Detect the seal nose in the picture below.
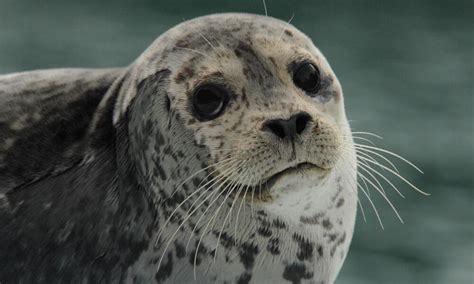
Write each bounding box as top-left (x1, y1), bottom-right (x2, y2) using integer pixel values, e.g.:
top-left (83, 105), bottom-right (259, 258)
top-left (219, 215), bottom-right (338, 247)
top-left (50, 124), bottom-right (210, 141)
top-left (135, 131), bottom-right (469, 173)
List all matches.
top-left (262, 112), bottom-right (311, 139)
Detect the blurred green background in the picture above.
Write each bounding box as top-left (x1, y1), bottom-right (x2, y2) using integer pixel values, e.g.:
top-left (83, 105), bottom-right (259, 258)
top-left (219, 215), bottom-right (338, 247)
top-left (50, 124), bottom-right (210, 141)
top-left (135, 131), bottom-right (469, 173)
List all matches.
top-left (0, 0), bottom-right (472, 283)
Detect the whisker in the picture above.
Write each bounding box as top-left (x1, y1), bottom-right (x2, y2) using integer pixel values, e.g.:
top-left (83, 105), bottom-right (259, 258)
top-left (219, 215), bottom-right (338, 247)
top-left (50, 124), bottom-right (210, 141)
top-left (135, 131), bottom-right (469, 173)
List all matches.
top-left (337, 147), bottom-right (373, 225)
top-left (156, 158), bottom-right (240, 249)
top-left (184, 162), bottom-right (247, 251)
top-left (355, 147), bottom-right (400, 174)
top-left (357, 161), bottom-right (386, 196)
top-left (334, 160), bottom-right (367, 222)
top-left (358, 173), bottom-right (404, 224)
top-left (167, 154), bottom-right (237, 199)
top-left (193, 170), bottom-right (245, 279)
top-left (358, 179), bottom-right (384, 229)
top-left (213, 168), bottom-right (252, 263)
top-left (351, 131), bottom-right (383, 139)
top-left (357, 157), bottom-right (405, 198)
top-left (358, 154), bottom-right (428, 195)
top-left (352, 136), bottom-right (376, 146)
top-left (276, 13), bottom-right (295, 45)
top-left (155, 160), bottom-right (244, 274)
top-left (197, 30), bottom-right (217, 51)
top-left (234, 176), bottom-right (255, 243)
top-left (356, 144), bottom-right (424, 174)
top-left (159, 156), bottom-right (238, 230)
top-left (175, 46), bottom-right (218, 63)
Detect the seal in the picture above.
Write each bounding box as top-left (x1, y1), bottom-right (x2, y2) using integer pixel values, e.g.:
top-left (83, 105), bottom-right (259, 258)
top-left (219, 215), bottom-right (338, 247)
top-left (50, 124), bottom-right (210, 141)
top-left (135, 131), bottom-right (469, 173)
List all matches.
top-left (0, 13), bottom-right (360, 283)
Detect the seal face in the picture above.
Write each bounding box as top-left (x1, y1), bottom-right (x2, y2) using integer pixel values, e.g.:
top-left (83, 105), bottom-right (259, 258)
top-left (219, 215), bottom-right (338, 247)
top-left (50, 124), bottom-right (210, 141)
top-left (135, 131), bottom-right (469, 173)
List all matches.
top-left (0, 13), bottom-right (358, 284)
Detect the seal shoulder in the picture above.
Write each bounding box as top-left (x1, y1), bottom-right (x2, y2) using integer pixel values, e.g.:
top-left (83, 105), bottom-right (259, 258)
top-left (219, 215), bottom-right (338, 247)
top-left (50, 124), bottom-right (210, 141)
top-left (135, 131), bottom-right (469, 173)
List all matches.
top-left (0, 68), bottom-right (123, 193)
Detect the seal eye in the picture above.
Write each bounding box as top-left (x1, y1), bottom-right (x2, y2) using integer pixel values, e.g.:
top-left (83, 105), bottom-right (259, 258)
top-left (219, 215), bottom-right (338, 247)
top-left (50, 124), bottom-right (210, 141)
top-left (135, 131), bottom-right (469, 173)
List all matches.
top-left (192, 84), bottom-right (228, 120)
top-left (293, 62), bottom-right (321, 94)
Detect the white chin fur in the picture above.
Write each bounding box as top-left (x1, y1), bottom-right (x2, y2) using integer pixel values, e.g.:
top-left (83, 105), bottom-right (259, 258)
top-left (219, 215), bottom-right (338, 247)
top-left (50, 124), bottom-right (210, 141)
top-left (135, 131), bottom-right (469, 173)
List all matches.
top-left (263, 170), bottom-right (334, 221)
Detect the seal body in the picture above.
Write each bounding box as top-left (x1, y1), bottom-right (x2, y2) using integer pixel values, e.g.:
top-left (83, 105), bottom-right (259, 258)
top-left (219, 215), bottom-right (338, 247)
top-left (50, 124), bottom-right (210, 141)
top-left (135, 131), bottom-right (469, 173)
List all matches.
top-left (0, 13), bottom-right (357, 283)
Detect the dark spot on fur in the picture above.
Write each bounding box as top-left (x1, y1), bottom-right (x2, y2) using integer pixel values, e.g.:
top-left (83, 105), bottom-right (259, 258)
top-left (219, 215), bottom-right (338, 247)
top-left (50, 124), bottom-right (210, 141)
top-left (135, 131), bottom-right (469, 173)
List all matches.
top-left (234, 41), bottom-right (274, 87)
top-left (272, 218), bottom-right (287, 229)
top-left (284, 29), bottom-right (293, 37)
top-left (165, 191), bottom-right (184, 209)
top-left (317, 245), bottom-right (323, 257)
top-left (336, 197), bottom-right (345, 207)
top-left (237, 272), bottom-right (252, 284)
top-left (192, 177), bottom-right (201, 187)
top-left (175, 241), bottom-right (186, 258)
top-left (293, 233), bottom-right (314, 261)
top-left (330, 232), bottom-right (346, 257)
top-left (266, 237), bottom-right (280, 255)
top-left (299, 212), bottom-right (324, 225)
top-left (234, 48), bottom-right (242, 57)
top-left (283, 262), bottom-right (314, 284)
top-left (155, 252), bottom-right (173, 282)
top-left (322, 218), bottom-right (333, 230)
top-left (328, 233), bottom-right (337, 242)
top-left (174, 66), bottom-right (195, 84)
top-left (257, 226), bottom-right (272, 237)
top-left (216, 231), bottom-right (235, 249)
top-left (189, 242), bottom-right (208, 266)
top-left (239, 242), bottom-right (259, 270)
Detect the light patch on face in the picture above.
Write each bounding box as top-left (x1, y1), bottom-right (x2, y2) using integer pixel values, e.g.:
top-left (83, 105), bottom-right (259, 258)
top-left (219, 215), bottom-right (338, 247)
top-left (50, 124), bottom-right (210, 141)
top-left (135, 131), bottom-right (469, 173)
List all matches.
top-left (156, 17), bottom-right (350, 209)
top-left (261, 169), bottom-right (333, 221)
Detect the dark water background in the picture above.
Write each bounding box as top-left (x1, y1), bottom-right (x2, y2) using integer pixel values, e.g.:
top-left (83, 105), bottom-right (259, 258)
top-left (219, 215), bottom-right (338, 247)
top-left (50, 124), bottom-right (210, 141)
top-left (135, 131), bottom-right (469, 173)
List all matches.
top-left (0, 0), bottom-right (472, 283)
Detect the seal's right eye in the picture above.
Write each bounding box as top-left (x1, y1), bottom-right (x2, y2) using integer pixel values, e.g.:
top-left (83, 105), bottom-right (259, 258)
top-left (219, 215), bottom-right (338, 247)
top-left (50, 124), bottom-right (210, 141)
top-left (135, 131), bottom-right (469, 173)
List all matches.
top-left (192, 84), bottom-right (229, 121)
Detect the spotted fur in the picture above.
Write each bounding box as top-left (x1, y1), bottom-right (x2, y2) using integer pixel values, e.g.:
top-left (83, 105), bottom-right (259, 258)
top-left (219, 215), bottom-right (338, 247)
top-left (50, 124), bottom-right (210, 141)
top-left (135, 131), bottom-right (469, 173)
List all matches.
top-left (0, 13), bottom-right (357, 283)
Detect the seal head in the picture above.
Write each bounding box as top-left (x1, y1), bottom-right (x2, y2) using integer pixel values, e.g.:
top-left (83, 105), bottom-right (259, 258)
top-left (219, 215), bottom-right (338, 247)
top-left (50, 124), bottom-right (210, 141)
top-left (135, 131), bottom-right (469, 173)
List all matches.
top-left (118, 13), bottom-right (357, 283)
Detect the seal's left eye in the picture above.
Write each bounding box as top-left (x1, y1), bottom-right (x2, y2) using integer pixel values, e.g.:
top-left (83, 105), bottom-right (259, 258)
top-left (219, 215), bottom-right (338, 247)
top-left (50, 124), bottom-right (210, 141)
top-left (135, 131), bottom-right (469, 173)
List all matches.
top-left (293, 62), bottom-right (321, 94)
top-left (192, 84), bottom-right (229, 121)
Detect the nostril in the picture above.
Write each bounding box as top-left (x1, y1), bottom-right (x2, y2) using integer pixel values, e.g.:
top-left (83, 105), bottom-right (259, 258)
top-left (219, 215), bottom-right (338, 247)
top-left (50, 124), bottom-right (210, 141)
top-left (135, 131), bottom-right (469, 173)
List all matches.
top-left (264, 122), bottom-right (286, 139)
top-left (295, 113), bottom-right (310, 135)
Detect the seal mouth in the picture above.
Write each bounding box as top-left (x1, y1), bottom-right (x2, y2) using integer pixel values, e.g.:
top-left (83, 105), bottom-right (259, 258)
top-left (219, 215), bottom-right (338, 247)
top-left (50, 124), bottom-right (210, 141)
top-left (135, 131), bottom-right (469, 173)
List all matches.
top-left (262, 162), bottom-right (328, 190)
top-left (232, 162), bottom-right (330, 202)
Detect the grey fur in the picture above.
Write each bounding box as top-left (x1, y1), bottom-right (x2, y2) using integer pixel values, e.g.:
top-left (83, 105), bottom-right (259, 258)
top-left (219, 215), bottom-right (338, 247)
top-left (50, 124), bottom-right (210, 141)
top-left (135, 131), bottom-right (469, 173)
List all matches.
top-left (0, 13), bottom-right (357, 283)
